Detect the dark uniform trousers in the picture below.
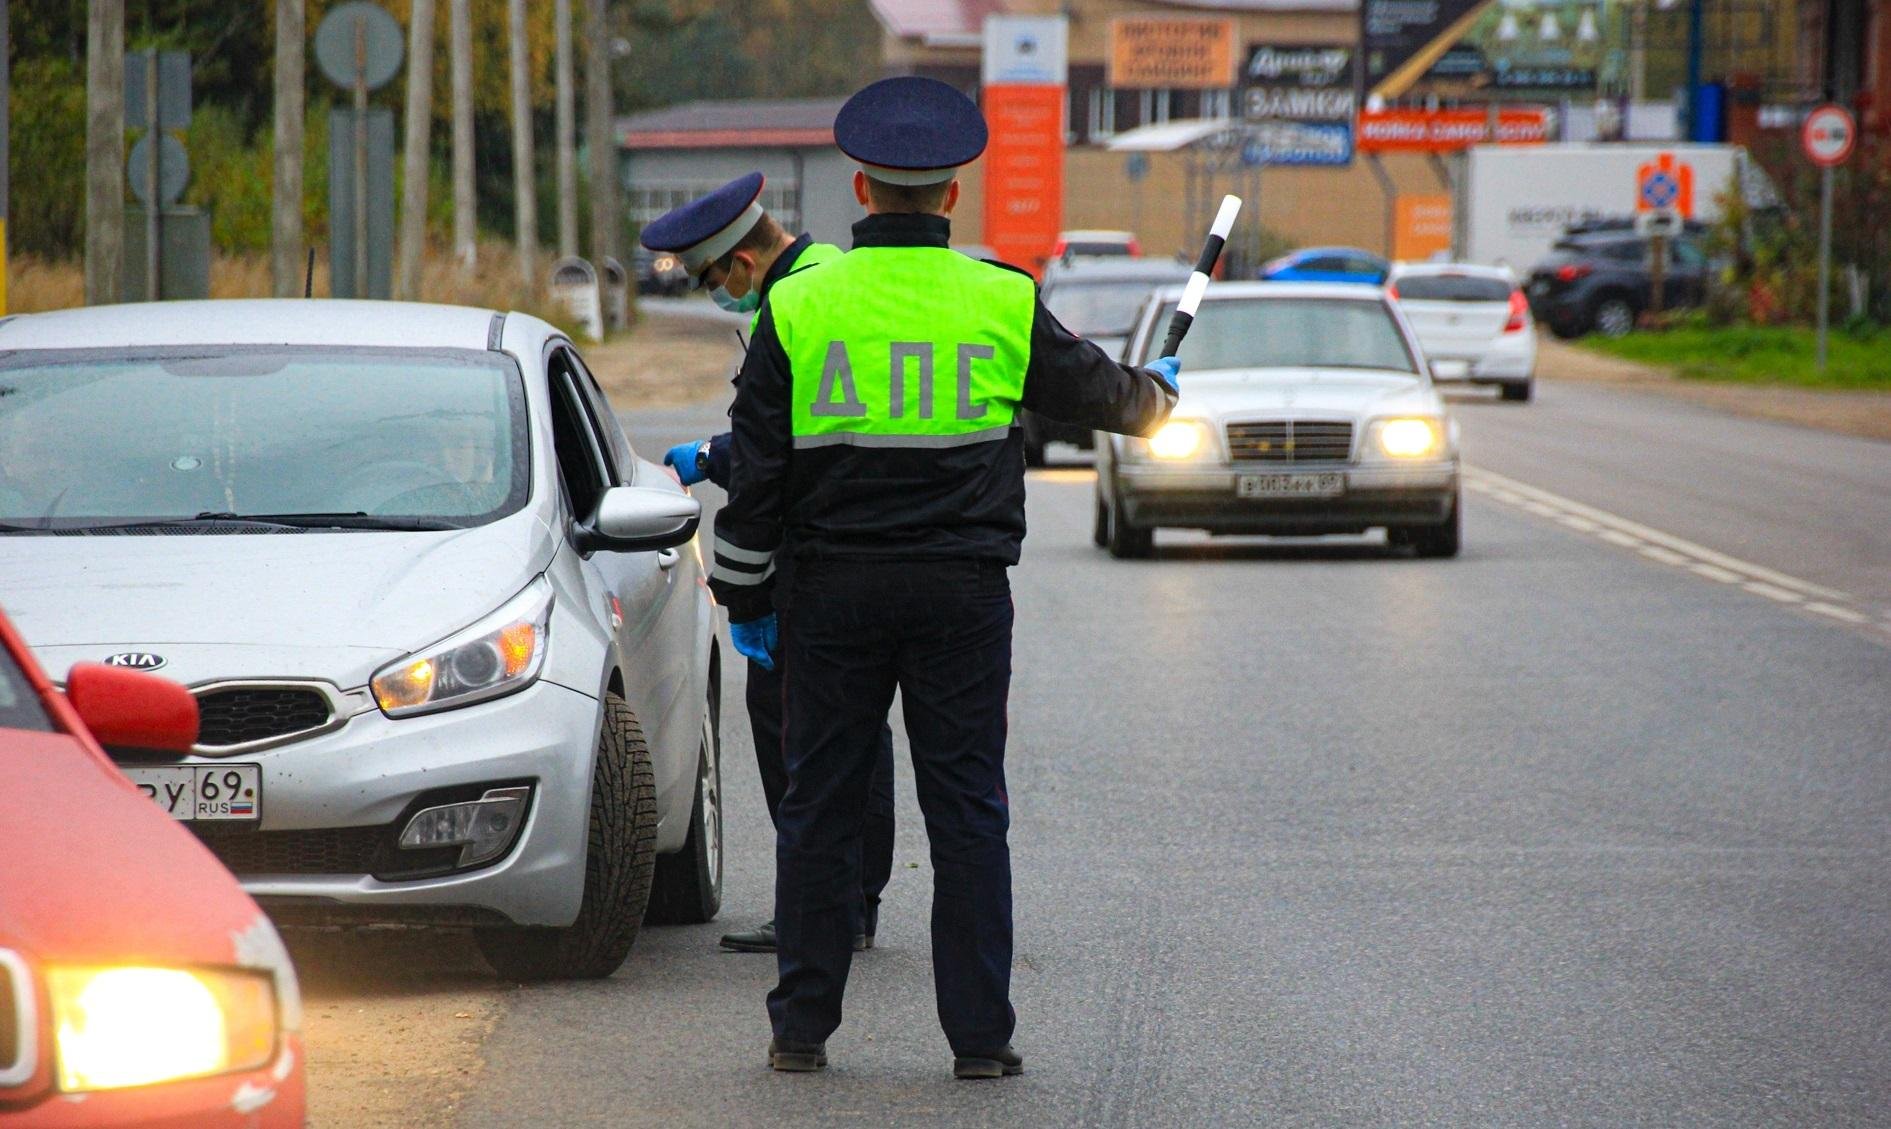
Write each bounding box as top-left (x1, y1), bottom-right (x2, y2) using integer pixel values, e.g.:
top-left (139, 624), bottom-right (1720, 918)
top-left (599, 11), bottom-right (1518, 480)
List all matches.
top-left (770, 557), bottom-right (1015, 1054)
top-left (745, 655), bottom-right (895, 931)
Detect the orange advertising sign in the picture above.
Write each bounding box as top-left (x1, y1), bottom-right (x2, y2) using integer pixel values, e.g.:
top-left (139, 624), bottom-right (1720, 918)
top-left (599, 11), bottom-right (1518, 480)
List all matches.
top-left (1393, 195), bottom-right (1454, 260)
top-left (982, 84), bottom-right (1066, 274)
top-left (1356, 107), bottom-right (1549, 152)
top-left (1108, 17), bottom-right (1236, 90)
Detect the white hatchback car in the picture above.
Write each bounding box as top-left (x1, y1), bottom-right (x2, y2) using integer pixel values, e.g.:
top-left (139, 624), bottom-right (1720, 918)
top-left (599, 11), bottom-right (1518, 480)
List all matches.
top-left (1096, 282), bottom-right (1461, 558)
top-left (1387, 262), bottom-right (1536, 401)
top-left (0, 300), bottom-right (723, 980)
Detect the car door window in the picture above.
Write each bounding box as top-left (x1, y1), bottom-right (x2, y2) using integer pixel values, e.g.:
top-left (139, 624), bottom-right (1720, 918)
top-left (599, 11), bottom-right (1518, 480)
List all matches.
top-left (545, 361), bottom-right (612, 521)
top-left (564, 349), bottom-right (639, 482)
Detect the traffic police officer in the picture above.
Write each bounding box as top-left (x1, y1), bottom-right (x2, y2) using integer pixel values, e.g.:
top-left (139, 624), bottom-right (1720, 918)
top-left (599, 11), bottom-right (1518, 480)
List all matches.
top-left (640, 174), bottom-right (897, 954)
top-left (706, 77), bottom-right (1181, 1078)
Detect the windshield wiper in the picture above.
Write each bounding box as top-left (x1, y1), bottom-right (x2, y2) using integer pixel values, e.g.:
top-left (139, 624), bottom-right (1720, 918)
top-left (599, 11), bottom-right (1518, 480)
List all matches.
top-left (2, 512), bottom-right (460, 534)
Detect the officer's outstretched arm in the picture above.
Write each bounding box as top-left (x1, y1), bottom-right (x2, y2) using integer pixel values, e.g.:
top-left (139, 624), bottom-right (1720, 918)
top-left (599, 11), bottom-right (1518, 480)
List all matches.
top-left (1018, 298), bottom-right (1178, 437)
top-left (708, 307), bottom-right (791, 623)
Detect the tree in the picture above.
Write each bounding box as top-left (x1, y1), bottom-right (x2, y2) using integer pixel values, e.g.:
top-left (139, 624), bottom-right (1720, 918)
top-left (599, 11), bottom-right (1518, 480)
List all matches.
top-left (396, 0), bottom-right (436, 299)
top-left (271, 0), bottom-right (305, 296)
top-left (555, 0), bottom-right (577, 258)
top-left (448, 0), bottom-right (474, 268)
top-left (507, 0), bottom-right (537, 288)
top-left (583, 0), bottom-right (614, 265)
top-left (85, 0), bottom-right (125, 305)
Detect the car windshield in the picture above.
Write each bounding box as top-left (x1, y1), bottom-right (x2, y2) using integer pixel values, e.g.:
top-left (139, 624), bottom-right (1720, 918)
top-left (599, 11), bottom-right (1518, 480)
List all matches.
top-left (1142, 297), bottom-right (1419, 374)
top-left (0, 347), bottom-right (529, 532)
top-left (1395, 274), bottom-right (1512, 302)
top-left (0, 642), bottom-right (53, 732)
top-left (1047, 280), bottom-right (1166, 337)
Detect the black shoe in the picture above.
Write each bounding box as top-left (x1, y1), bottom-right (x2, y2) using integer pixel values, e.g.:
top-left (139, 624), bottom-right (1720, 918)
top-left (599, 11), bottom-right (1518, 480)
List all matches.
top-left (952, 1045), bottom-right (1023, 1079)
top-left (854, 932), bottom-right (873, 952)
top-left (720, 920), bottom-right (776, 953)
top-left (769, 1037), bottom-right (828, 1072)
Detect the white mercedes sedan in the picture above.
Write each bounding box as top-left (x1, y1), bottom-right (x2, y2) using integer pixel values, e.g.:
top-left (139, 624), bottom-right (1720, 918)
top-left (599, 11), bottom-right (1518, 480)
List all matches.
top-left (1095, 282), bottom-right (1461, 558)
top-left (0, 300), bottom-right (723, 980)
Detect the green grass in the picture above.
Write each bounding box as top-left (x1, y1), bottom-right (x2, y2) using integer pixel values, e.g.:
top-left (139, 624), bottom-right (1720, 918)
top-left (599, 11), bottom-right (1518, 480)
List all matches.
top-left (1583, 324), bottom-right (1891, 390)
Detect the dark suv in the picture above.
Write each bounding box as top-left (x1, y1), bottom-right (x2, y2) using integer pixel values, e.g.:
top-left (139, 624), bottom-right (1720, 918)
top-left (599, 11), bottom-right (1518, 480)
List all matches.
top-left (1525, 228), bottom-right (1709, 338)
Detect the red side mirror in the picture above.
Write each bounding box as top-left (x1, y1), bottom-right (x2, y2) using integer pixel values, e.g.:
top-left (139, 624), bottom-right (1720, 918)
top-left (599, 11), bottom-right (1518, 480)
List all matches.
top-left (64, 662), bottom-right (200, 752)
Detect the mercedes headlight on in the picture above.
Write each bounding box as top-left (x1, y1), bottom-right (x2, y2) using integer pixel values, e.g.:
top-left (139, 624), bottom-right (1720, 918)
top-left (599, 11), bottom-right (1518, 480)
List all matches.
top-left (373, 577), bottom-right (553, 716)
top-left (48, 966), bottom-right (278, 1092)
top-left (1373, 417), bottom-right (1444, 459)
top-left (1146, 419), bottom-right (1211, 460)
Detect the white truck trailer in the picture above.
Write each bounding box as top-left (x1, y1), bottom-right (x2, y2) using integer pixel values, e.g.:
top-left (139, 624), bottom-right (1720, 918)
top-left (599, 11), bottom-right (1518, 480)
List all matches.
top-left (1452, 144), bottom-right (1760, 271)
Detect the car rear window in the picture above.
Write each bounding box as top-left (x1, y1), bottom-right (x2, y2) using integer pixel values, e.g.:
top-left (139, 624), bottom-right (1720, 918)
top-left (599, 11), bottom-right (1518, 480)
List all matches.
top-left (1063, 242), bottom-right (1133, 257)
top-left (0, 645), bottom-right (53, 733)
top-left (1394, 275), bottom-right (1513, 302)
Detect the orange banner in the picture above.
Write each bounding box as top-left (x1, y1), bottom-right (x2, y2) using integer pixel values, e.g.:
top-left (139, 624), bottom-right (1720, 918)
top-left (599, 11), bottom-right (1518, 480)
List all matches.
top-left (982, 85), bottom-right (1066, 275)
top-left (1356, 107), bottom-right (1550, 152)
top-left (1393, 195), bottom-right (1454, 260)
top-left (1108, 17), bottom-right (1236, 90)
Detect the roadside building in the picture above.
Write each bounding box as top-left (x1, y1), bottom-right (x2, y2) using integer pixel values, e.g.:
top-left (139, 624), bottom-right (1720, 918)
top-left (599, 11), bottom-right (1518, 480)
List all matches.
top-left (616, 98), bottom-right (866, 249)
top-left (1797, 0), bottom-right (1891, 133)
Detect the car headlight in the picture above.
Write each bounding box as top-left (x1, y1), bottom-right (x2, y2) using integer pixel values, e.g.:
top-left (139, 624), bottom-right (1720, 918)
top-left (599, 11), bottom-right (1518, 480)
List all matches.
top-left (372, 577), bottom-right (553, 717)
top-left (1373, 417), bottom-right (1444, 459)
top-left (48, 966), bottom-right (277, 1092)
top-left (1146, 419), bottom-right (1211, 460)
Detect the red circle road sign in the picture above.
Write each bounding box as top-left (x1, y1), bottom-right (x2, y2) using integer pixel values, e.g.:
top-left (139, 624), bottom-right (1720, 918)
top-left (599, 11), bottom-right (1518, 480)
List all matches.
top-left (1802, 104), bottom-right (1856, 167)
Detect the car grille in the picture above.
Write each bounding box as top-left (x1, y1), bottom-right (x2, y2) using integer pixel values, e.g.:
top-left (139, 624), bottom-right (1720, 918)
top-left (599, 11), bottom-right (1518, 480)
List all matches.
top-left (1226, 420), bottom-right (1354, 463)
top-left (195, 687), bottom-right (332, 748)
top-left (188, 824), bottom-right (463, 881)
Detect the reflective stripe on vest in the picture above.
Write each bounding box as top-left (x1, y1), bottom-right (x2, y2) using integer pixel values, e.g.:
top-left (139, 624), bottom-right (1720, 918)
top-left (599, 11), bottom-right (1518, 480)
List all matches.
top-left (767, 246), bottom-right (1036, 449)
top-left (749, 241), bottom-right (842, 335)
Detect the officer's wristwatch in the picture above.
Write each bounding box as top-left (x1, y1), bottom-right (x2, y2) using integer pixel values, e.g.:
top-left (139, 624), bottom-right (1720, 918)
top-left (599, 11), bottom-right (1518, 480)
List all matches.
top-left (694, 440), bottom-right (712, 477)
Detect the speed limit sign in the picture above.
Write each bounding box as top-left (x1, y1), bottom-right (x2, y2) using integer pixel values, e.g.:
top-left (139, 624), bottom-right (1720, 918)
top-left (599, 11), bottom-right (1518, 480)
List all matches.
top-left (1802, 103), bottom-right (1856, 167)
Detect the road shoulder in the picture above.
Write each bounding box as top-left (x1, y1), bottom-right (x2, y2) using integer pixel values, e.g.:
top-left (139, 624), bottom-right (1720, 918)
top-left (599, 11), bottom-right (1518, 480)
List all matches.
top-left (1538, 339), bottom-right (1891, 443)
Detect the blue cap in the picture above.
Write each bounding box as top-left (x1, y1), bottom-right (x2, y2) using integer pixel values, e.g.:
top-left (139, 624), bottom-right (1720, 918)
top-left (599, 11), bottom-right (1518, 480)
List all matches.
top-left (835, 77), bottom-right (987, 186)
top-left (639, 172), bottom-right (766, 276)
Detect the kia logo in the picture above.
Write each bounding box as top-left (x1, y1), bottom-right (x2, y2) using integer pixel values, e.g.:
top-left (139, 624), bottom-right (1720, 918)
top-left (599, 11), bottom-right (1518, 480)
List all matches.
top-left (103, 652), bottom-right (167, 671)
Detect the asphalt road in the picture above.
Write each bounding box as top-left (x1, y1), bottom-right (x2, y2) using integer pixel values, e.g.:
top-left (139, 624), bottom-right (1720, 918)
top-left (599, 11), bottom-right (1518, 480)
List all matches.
top-left (445, 384), bottom-right (1891, 1127)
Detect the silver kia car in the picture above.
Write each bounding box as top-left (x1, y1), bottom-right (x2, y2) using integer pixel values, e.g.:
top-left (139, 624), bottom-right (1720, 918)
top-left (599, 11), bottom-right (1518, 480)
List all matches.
top-left (0, 300), bottom-right (723, 980)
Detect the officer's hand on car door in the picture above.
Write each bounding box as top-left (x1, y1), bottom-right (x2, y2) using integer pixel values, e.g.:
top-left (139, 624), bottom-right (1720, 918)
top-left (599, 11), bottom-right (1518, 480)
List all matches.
top-left (731, 613), bottom-right (779, 671)
top-left (1148, 356), bottom-right (1181, 393)
top-left (663, 440), bottom-right (708, 486)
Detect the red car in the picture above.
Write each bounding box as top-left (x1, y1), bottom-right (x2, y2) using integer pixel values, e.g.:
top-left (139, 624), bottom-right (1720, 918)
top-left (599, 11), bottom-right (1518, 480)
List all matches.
top-left (0, 610), bottom-right (305, 1127)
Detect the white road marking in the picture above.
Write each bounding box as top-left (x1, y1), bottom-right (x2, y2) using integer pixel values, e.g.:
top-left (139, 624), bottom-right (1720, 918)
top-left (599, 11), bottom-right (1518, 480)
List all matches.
top-left (1464, 465), bottom-right (1885, 637)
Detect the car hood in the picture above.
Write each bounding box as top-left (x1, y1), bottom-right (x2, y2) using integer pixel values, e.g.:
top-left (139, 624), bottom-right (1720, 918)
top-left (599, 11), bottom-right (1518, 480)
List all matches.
top-left (1172, 368), bottom-right (1443, 420)
top-left (0, 511), bottom-right (554, 686)
top-left (0, 729), bottom-right (276, 966)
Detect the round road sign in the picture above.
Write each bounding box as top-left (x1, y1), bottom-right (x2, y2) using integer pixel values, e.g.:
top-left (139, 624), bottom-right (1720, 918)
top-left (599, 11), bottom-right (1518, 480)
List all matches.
top-left (128, 133), bottom-right (190, 206)
top-left (314, 1), bottom-right (405, 92)
top-left (1801, 103), bottom-right (1856, 168)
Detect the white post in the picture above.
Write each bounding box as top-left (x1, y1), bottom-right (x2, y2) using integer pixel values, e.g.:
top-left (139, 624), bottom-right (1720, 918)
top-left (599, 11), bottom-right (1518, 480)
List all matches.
top-left (1816, 164), bottom-right (1833, 374)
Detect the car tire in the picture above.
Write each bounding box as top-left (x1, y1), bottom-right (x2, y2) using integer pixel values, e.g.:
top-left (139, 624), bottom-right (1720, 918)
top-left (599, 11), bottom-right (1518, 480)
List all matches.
top-left (1391, 491), bottom-right (1461, 559)
top-left (1547, 318), bottom-right (1583, 340)
top-left (1591, 296), bottom-right (1636, 338)
top-left (644, 698), bottom-right (723, 926)
top-left (475, 693), bottom-right (658, 981)
top-left (1500, 380), bottom-right (1533, 403)
top-left (1105, 493), bottom-right (1154, 559)
top-left (1092, 494), bottom-right (1109, 548)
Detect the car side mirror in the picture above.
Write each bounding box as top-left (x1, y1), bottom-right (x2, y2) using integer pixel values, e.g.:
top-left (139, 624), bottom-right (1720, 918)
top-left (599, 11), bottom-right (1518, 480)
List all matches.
top-left (576, 485), bottom-right (701, 554)
top-left (64, 662), bottom-right (200, 752)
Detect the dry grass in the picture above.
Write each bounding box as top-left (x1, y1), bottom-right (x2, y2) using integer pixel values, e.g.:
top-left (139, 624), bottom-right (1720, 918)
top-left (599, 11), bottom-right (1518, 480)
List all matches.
top-left (9, 241), bottom-right (580, 332)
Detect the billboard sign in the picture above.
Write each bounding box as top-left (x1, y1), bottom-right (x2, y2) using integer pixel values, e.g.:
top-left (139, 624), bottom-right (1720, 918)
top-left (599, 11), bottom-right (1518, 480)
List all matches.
top-left (1239, 120), bottom-right (1355, 167)
top-left (1356, 107), bottom-right (1550, 152)
top-left (1108, 17), bottom-right (1236, 90)
top-left (1241, 45), bottom-right (1356, 122)
top-left (1360, 0), bottom-right (1496, 99)
top-left (982, 15), bottom-right (1068, 86)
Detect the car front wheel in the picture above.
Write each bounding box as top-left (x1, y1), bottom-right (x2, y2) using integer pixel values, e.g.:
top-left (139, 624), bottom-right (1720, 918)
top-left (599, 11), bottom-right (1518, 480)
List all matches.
top-left (644, 698), bottom-right (723, 925)
top-left (1105, 491), bottom-right (1154, 559)
top-left (475, 693), bottom-right (658, 980)
top-left (1389, 491), bottom-right (1461, 559)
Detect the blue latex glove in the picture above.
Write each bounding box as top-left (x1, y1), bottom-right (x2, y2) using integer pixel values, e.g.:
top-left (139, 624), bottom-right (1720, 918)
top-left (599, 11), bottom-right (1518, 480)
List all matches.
top-left (663, 440), bottom-right (707, 486)
top-left (1148, 355), bottom-right (1181, 394)
top-left (730, 613), bottom-right (779, 672)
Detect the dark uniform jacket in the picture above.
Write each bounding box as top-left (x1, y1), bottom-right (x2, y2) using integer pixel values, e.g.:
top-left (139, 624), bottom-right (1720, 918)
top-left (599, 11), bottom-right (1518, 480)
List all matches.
top-left (708, 213), bottom-right (1176, 621)
top-left (700, 233), bottom-right (821, 489)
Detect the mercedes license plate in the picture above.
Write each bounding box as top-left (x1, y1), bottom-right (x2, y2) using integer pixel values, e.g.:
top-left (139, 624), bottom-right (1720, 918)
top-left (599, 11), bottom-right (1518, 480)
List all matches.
top-left (122, 764), bottom-right (261, 822)
top-left (1237, 472), bottom-right (1345, 499)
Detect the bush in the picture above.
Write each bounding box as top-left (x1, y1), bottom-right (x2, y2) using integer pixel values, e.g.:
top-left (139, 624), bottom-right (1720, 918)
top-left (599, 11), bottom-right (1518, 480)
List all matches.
top-left (10, 57), bottom-right (88, 258)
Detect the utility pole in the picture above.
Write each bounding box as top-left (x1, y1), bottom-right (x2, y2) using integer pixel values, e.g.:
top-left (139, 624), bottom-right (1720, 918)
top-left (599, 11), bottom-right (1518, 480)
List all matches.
top-left (449, 0), bottom-right (475, 269)
top-left (396, 0), bottom-right (438, 300)
top-left (86, 0), bottom-right (127, 306)
top-left (1, 0), bottom-right (10, 314)
top-left (272, 0), bottom-right (306, 297)
top-left (1684, 0), bottom-right (1704, 138)
top-left (584, 0), bottom-right (617, 266)
top-left (555, 0), bottom-right (578, 259)
top-left (508, 0), bottom-right (538, 290)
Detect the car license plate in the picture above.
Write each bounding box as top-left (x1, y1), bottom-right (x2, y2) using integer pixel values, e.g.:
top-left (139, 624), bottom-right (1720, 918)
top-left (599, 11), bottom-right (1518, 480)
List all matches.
top-left (1237, 472), bottom-right (1345, 499)
top-left (1431, 358), bottom-right (1472, 379)
top-left (122, 764), bottom-right (261, 822)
